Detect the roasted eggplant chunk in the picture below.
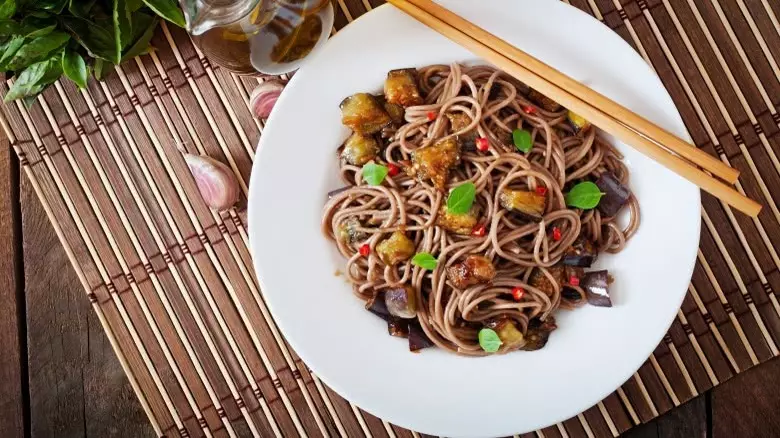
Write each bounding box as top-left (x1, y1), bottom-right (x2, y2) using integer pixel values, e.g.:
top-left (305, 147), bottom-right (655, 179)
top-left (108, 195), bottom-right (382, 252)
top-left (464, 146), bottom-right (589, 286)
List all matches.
top-left (388, 318), bottom-right (409, 337)
top-left (499, 189), bottom-right (546, 221)
top-left (562, 236), bottom-right (598, 267)
top-left (521, 317), bottom-right (557, 351)
top-left (376, 231), bottom-right (415, 265)
top-left (595, 172), bottom-right (631, 217)
top-left (446, 255), bottom-right (496, 289)
top-left (484, 317), bottom-right (524, 348)
top-left (340, 132), bottom-right (379, 165)
top-left (527, 89), bottom-right (561, 112)
top-left (337, 217), bottom-right (368, 244)
top-left (384, 286), bottom-right (417, 319)
top-left (375, 94), bottom-right (406, 125)
top-left (384, 68), bottom-right (424, 107)
top-left (567, 110), bottom-right (591, 133)
top-left (447, 112), bottom-right (478, 151)
top-left (340, 93), bottom-right (392, 135)
top-left (408, 137), bottom-right (461, 190)
top-left (529, 265), bottom-right (565, 296)
top-left (583, 270), bottom-right (612, 307)
top-left (436, 204), bottom-right (478, 235)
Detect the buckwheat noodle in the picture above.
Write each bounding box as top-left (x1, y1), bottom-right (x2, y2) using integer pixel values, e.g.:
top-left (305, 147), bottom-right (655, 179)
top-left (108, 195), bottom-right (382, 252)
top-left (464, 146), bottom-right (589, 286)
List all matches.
top-left (322, 64), bottom-right (640, 356)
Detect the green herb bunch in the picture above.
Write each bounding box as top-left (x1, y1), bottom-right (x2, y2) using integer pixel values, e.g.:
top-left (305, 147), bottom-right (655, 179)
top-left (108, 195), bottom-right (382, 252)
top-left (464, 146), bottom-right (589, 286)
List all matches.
top-left (0, 0), bottom-right (185, 105)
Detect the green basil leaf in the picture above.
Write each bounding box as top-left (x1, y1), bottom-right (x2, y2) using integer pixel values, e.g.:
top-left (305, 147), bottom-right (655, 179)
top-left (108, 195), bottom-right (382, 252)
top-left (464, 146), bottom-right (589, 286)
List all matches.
top-left (512, 129), bottom-right (532, 153)
top-left (565, 181), bottom-right (604, 209)
top-left (62, 49), bottom-right (87, 88)
top-left (31, 0), bottom-right (67, 13)
top-left (0, 0), bottom-right (15, 20)
top-left (24, 24), bottom-right (56, 38)
top-left (93, 57), bottom-right (114, 80)
top-left (61, 16), bottom-right (118, 63)
top-left (114, 0), bottom-right (132, 53)
top-left (127, 0), bottom-right (143, 12)
top-left (69, 0), bottom-right (97, 17)
top-left (121, 13), bottom-right (157, 61)
top-left (0, 19), bottom-right (18, 37)
top-left (19, 14), bottom-right (57, 37)
top-left (446, 182), bottom-right (476, 214)
top-left (5, 55), bottom-right (62, 101)
top-left (478, 328), bottom-right (502, 353)
top-left (6, 31), bottom-right (69, 71)
top-left (411, 252), bottom-right (437, 271)
top-left (362, 162), bottom-right (388, 186)
top-left (142, 0), bottom-right (185, 27)
top-left (0, 35), bottom-right (24, 69)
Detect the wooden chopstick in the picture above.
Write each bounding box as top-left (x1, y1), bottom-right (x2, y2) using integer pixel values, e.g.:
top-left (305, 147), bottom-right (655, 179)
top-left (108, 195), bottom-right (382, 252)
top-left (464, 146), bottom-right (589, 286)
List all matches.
top-left (387, 0), bottom-right (762, 217)
top-left (402, 0), bottom-right (740, 185)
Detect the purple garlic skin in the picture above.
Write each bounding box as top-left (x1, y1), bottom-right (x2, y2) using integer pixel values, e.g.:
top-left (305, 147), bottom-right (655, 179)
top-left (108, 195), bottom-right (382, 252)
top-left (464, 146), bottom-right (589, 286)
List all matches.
top-left (250, 80), bottom-right (285, 119)
top-left (184, 153), bottom-right (240, 211)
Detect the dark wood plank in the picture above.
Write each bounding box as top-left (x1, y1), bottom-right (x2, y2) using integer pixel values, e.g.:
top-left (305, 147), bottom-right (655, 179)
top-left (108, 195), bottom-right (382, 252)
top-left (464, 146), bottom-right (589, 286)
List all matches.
top-left (0, 132), bottom-right (24, 437)
top-left (21, 176), bottom-right (152, 438)
top-left (623, 395), bottom-right (707, 438)
top-left (713, 354), bottom-right (780, 437)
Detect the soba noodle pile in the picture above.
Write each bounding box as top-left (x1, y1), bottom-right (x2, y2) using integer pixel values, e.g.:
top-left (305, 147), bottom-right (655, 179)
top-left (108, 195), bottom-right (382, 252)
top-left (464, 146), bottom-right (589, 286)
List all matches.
top-left (322, 64), bottom-right (639, 356)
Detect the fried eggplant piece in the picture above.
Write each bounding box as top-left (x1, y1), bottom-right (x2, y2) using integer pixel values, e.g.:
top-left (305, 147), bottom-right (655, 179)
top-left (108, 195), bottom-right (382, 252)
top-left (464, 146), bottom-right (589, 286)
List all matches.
top-left (498, 189), bottom-right (546, 221)
top-left (384, 68), bottom-right (424, 107)
top-left (336, 217), bottom-right (368, 244)
top-left (446, 112), bottom-right (478, 151)
top-left (521, 317), bottom-right (557, 351)
top-left (436, 204), bottom-right (478, 235)
top-left (562, 236), bottom-right (598, 267)
top-left (446, 255), bottom-right (496, 289)
top-left (527, 88), bottom-right (561, 112)
top-left (408, 137), bottom-right (461, 190)
top-left (340, 132), bottom-right (380, 165)
top-left (529, 265), bottom-right (565, 296)
top-left (376, 231), bottom-right (415, 265)
top-left (484, 317), bottom-right (524, 348)
top-left (340, 93), bottom-right (392, 135)
top-left (567, 110), bottom-right (591, 133)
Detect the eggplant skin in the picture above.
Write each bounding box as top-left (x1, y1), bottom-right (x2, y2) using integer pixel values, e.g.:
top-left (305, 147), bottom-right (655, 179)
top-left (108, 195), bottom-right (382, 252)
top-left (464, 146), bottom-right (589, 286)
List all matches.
top-left (527, 89), bottom-right (561, 112)
top-left (340, 93), bottom-right (392, 135)
top-left (408, 137), bottom-right (461, 191)
top-left (384, 68), bottom-right (424, 107)
top-left (595, 172), bottom-right (631, 217)
top-left (376, 232), bottom-right (416, 265)
top-left (499, 189), bottom-right (546, 222)
top-left (584, 270), bottom-right (612, 307)
top-left (366, 292), bottom-right (391, 321)
top-left (436, 204), bottom-right (478, 235)
top-left (409, 320), bottom-right (434, 352)
top-left (562, 236), bottom-right (598, 267)
top-left (446, 255), bottom-right (496, 289)
top-left (388, 318), bottom-right (409, 338)
top-left (340, 132), bottom-right (380, 166)
top-left (521, 317), bottom-right (557, 351)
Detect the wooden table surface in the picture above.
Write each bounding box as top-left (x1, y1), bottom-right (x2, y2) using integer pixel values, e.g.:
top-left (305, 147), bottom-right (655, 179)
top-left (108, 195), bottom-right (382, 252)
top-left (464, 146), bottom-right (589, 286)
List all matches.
top-left (1, 138), bottom-right (779, 438)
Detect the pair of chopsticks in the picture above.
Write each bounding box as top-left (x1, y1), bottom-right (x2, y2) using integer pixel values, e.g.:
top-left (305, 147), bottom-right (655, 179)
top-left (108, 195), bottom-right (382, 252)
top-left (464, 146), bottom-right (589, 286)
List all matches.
top-left (387, 0), bottom-right (762, 217)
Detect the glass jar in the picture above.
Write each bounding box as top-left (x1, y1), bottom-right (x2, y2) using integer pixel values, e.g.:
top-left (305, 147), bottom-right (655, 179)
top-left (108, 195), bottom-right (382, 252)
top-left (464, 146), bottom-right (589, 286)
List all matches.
top-left (182, 0), bottom-right (334, 75)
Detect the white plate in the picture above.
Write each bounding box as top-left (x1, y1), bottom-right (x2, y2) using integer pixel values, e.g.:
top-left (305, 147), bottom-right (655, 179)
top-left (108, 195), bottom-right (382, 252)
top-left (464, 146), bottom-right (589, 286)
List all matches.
top-left (248, 1), bottom-right (700, 436)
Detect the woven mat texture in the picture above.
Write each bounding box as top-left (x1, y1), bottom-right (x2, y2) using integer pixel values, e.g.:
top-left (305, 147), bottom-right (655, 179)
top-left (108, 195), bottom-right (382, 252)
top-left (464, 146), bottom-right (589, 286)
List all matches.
top-left (2, 0), bottom-right (780, 436)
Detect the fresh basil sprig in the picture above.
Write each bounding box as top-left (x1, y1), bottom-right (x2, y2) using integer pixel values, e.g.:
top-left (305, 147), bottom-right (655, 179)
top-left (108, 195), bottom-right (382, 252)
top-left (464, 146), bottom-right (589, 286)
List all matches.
top-left (447, 181), bottom-right (476, 214)
top-left (512, 129), bottom-right (532, 153)
top-left (478, 328), bottom-right (502, 353)
top-left (565, 181), bottom-right (604, 209)
top-left (362, 162), bottom-right (389, 186)
top-left (1, 0), bottom-right (184, 105)
top-left (411, 252), bottom-right (437, 271)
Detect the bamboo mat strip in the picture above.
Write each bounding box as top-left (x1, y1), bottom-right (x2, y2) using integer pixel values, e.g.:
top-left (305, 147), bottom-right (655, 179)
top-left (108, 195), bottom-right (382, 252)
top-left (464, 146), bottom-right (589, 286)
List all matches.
top-left (2, 0), bottom-right (780, 436)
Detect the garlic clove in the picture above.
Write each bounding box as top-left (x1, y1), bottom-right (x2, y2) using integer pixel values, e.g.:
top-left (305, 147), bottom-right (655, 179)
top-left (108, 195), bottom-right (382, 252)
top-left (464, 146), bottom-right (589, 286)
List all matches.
top-left (184, 153), bottom-right (240, 211)
top-left (250, 79), bottom-right (285, 119)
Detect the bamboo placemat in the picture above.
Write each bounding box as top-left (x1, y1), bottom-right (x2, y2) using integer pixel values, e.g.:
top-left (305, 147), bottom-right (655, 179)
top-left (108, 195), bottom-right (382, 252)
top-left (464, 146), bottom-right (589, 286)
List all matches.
top-left (2, 0), bottom-right (780, 436)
